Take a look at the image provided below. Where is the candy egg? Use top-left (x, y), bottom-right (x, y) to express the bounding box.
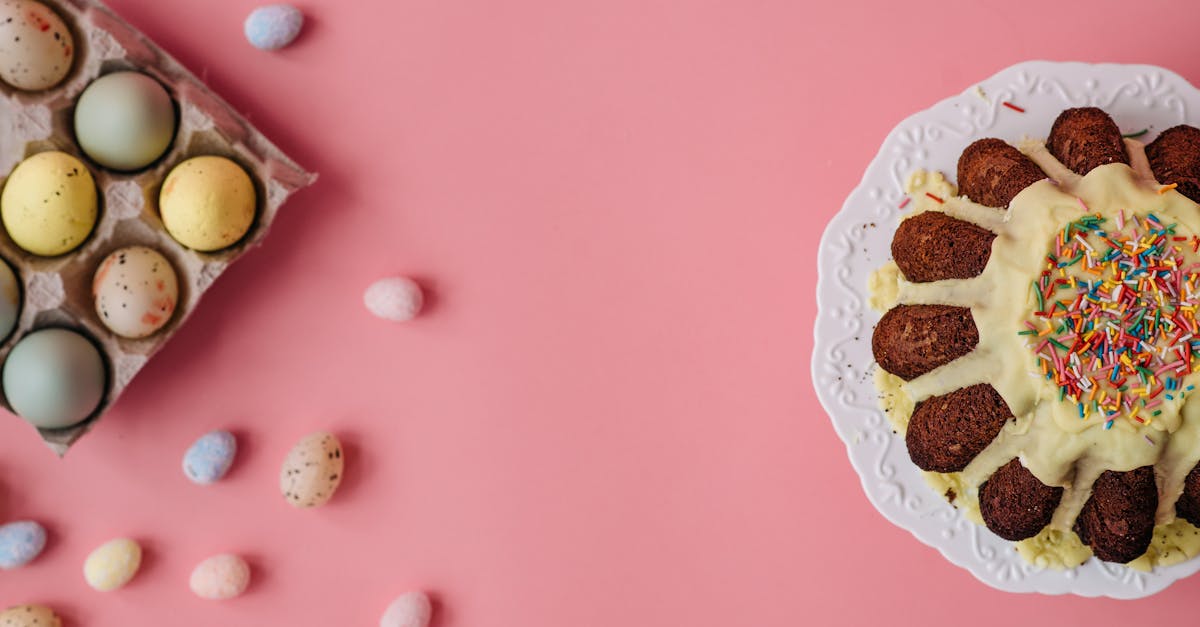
top-left (280, 431), bottom-right (344, 508)
top-left (159, 156), bottom-right (256, 252)
top-left (83, 537), bottom-right (141, 591)
top-left (183, 430), bottom-right (237, 484)
top-left (189, 553), bottom-right (251, 600)
top-left (1, 151), bottom-right (97, 256)
top-left (75, 71), bottom-right (177, 171)
top-left (0, 0), bottom-right (73, 91)
top-left (365, 277), bottom-right (424, 322)
top-left (3, 328), bottom-right (106, 429)
top-left (0, 521), bottom-right (46, 569)
top-left (0, 604), bottom-right (62, 627)
top-left (0, 258), bottom-right (19, 342)
top-left (244, 5), bottom-right (303, 51)
top-left (380, 591), bottom-right (432, 627)
top-left (93, 246), bottom-right (179, 338)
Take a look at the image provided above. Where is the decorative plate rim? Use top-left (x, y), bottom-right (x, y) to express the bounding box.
top-left (812, 60), bottom-right (1200, 599)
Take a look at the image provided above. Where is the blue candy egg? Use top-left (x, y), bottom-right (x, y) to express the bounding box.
top-left (183, 430), bottom-right (238, 484)
top-left (0, 521), bottom-right (47, 569)
top-left (244, 5), bottom-right (303, 51)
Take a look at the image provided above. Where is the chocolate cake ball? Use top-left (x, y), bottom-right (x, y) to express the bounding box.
top-left (979, 458), bottom-right (1064, 541)
top-left (891, 211), bottom-right (996, 283)
top-left (906, 383), bottom-right (1011, 472)
top-left (1047, 107), bottom-right (1129, 176)
top-left (871, 305), bottom-right (978, 381)
top-left (1146, 125), bottom-right (1200, 203)
top-left (957, 138), bottom-right (1045, 208)
top-left (1074, 467), bottom-right (1158, 564)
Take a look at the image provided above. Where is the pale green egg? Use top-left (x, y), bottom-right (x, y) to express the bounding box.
top-left (74, 71), bottom-right (176, 171)
top-left (2, 328), bottom-right (105, 429)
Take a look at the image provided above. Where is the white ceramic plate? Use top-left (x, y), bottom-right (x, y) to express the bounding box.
top-left (813, 61), bottom-right (1200, 599)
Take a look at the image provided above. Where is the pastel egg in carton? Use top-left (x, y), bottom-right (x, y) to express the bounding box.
top-left (0, 0), bottom-right (314, 454)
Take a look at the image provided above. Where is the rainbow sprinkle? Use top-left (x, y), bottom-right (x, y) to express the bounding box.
top-left (1022, 213), bottom-right (1200, 425)
top-left (1002, 101), bottom-right (1026, 113)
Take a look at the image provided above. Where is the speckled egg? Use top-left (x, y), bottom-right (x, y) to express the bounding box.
top-left (93, 246), bottom-right (178, 338)
top-left (280, 431), bottom-right (344, 508)
top-left (380, 591), bottom-right (432, 627)
top-left (0, 258), bottom-right (19, 342)
top-left (75, 71), bottom-right (177, 171)
top-left (183, 430), bottom-right (237, 484)
top-left (83, 537), bottom-right (141, 591)
top-left (365, 277), bottom-right (423, 322)
top-left (3, 328), bottom-right (105, 429)
top-left (1, 151), bottom-right (97, 256)
top-left (0, 0), bottom-right (73, 91)
top-left (159, 156), bottom-right (256, 251)
top-left (0, 521), bottom-right (46, 570)
top-left (189, 553), bottom-right (250, 600)
top-left (244, 4), bottom-right (303, 50)
top-left (0, 604), bottom-right (62, 627)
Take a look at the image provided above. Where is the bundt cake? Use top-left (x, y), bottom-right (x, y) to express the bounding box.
top-left (871, 107), bottom-right (1200, 568)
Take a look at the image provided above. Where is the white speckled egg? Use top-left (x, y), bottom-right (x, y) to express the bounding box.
top-left (280, 431), bottom-right (344, 508)
top-left (3, 328), bottom-right (105, 429)
top-left (189, 553), bottom-right (250, 600)
top-left (0, 604), bottom-right (62, 627)
top-left (83, 537), bottom-right (141, 591)
top-left (0, 0), bottom-right (73, 91)
top-left (380, 591), bottom-right (432, 627)
top-left (93, 246), bottom-right (178, 338)
top-left (0, 521), bottom-right (46, 569)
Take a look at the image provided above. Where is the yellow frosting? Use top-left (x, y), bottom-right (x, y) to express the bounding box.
top-left (871, 138), bottom-right (1200, 569)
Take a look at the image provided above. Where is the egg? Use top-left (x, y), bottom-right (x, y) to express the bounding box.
top-left (0, 604), bottom-right (62, 627)
top-left (244, 5), bottom-right (303, 51)
top-left (183, 430), bottom-right (237, 484)
top-left (365, 277), bottom-right (423, 322)
top-left (93, 246), bottom-right (179, 338)
top-left (380, 591), bottom-right (432, 627)
top-left (280, 431), bottom-right (344, 508)
top-left (0, 0), bottom-right (73, 91)
top-left (1, 151), bottom-right (97, 256)
top-left (74, 71), bottom-right (177, 171)
top-left (189, 553), bottom-right (250, 600)
top-left (83, 538), bottom-right (141, 591)
top-left (3, 328), bottom-right (105, 429)
top-left (0, 258), bottom-right (19, 342)
top-left (159, 156), bottom-right (256, 251)
top-left (0, 521), bottom-right (46, 569)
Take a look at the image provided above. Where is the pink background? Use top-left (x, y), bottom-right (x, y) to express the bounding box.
top-left (4, 0), bottom-right (1200, 624)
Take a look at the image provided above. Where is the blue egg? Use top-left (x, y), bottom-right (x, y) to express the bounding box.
top-left (0, 521), bottom-right (46, 569)
top-left (183, 430), bottom-right (238, 484)
top-left (244, 5), bottom-right (303, 51)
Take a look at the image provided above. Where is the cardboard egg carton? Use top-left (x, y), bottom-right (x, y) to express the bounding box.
top-left (0, 0), bottom-right (314, 454)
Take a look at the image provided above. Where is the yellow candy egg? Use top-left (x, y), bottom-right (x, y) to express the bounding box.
top-left (159, 156), bottom-right (256, 251)
top-left (83, 537), bottom-right (142, 591)
top-left (1, 151), bottom-right (97, 256)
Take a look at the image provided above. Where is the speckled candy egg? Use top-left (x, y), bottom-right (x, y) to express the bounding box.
top-left (380, 591), bottom-right (432, 627)
top-left (0, 258), bottom-right (19, 342)
top-left (244, 4), bottom-right (303, 50)
top-left (0, 521), bottom-right (46, 569)
top-left (0, 604), bottom-right (62, 627)
top-left (3, 328), bottom-right (105, 429)
top-left (189, 553), bottom-right (250, 600)
top-left (183, 430), bottom-right (237, 484)
top-left (159, 156), bottom-right (256, 252)
top-left (75, 71), bottom-right (177, 171)
top-left (0, 0), bottom-right (73, 91)
top-left (1, 151), bottom-right (97, 256)
top-left (83, 537), bottom-right (141, 591)
top-left (280, 431), bottom-right (344, 508)
top-left (93, 246), bottom-right (179, 338)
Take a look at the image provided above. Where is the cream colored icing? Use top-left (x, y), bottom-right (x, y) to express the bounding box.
top-left (871, 139), bottom-right (1200, 569)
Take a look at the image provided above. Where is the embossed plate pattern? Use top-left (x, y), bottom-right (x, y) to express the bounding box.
top-left (813, 61), bottom-right (1200, 598)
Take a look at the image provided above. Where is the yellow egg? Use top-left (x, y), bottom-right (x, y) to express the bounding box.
top-left (159, 156), bottom-right (256, 251)
top-left (83, 537), bottom-right (142, 591)
top-left (1, 151), bottom-right (97, 256)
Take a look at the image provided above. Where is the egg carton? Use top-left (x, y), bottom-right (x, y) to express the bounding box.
top-left (0, 0), bottom-right (314, 454)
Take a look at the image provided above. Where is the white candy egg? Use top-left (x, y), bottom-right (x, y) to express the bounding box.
top-left (93, 246), bottom-right (179, 338)
top-left (189, 553), bottom-right (251, 600)
top-left (380, 591), bottom-right (432, 627)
